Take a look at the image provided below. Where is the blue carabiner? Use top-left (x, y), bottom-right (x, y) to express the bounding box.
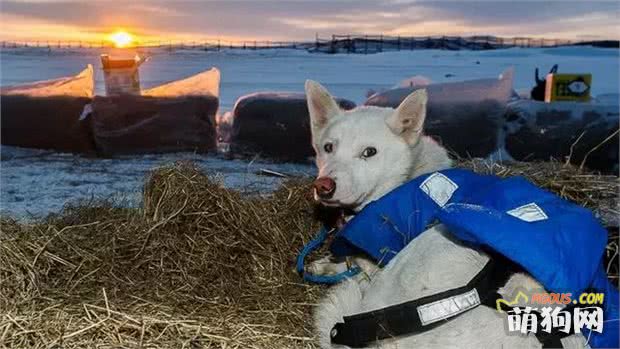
top-left (296, 227), bottom-right (361, 284)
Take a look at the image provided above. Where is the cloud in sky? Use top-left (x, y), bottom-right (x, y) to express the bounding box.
top-left (1, 0), bottom-right (618, 43)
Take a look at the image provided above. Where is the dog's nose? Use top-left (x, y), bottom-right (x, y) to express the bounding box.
top-left (314, 177), bottom-right (336, 199)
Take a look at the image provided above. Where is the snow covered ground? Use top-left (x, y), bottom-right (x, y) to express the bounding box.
top-left (1, 46), bottom-right (618, 218)
top-left (0, 147), bottom-right (313, 219)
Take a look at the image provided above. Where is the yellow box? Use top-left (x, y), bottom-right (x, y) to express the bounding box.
top-left (544, 73), bottom-right (592, 102)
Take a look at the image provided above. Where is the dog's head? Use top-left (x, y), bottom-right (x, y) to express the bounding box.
top-left (305, 80), bottom-right (428, 210)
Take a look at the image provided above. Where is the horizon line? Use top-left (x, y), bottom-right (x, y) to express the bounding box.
top-left (1, 33), bottom-right (618, 47)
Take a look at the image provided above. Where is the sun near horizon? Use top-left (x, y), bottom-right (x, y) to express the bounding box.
top-left (109, 31), bottom-right (134, 48)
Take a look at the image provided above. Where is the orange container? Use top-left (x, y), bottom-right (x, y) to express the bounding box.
top-left (101, 54), bottom-right (145, 96)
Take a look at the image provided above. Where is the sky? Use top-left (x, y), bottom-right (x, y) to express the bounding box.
top-left (0, 0), bottom-right (618, 44)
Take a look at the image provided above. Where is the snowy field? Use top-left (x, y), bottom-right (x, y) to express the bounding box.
top-left (1, 46), bottom-right (618, 218)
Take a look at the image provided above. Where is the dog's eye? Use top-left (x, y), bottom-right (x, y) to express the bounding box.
top-left (361, 147), bottom-right (377, 158)
top-left (324, 143), bottom-right (333, 153)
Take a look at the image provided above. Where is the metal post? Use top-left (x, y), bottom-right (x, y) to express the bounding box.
top-left (315, 32), bottom-right (319, 51)
top-left (346, 35), bottom-right (350, 53)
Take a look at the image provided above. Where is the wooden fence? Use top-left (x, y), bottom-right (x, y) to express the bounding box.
top-left (313, 35), bottom-right (576, 54)
top-left (0, 35), bottom-right (611, 54)
top-left (0, 39), bottom-right (303, 50)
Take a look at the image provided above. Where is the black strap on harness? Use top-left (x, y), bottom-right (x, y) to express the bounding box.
top-left (330, 255), bottom-right (575, 348)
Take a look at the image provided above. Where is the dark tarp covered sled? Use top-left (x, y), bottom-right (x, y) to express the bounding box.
top-left (364, 69), bottom-right (514, 158)
top-left (229, 92), bottom-right (356, 161)
top-left (90, 95), bottom-right (218, 156)
top-left (1, 65), bottom-right (95, 154)
top-left (1, 95), bottom-right (95, 154)
top-left (504, 100), bottom-right (619, 174)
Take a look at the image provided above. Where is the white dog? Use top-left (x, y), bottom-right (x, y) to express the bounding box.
top-left (304, 80), bottom-right (588, 349)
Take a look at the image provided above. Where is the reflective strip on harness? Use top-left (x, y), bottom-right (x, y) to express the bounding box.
top-left (417, 288), bottom-right (481, 326)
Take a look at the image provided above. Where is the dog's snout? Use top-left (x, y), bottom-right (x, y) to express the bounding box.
top-left (314, 177), bottom-right (336, 199)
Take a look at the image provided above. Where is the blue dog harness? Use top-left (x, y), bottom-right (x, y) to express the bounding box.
top-left (299, 169), bottom-right (618, 348)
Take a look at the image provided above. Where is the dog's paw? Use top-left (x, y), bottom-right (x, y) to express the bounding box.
top-left (353, 256), bottom-right (379, 276)
top-left (307, 256), bottom-right (349, 276)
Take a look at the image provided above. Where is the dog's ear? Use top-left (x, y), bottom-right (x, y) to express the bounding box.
top-left (386, 89), bottom-right (427, 144)
top-left (305, 80), bottom-right (341, 140)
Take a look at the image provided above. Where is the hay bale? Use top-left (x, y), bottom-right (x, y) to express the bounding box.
top-left (1, 163), bottom-right (323, 348)
top-left (1, 160), bottom-right (617, 348)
